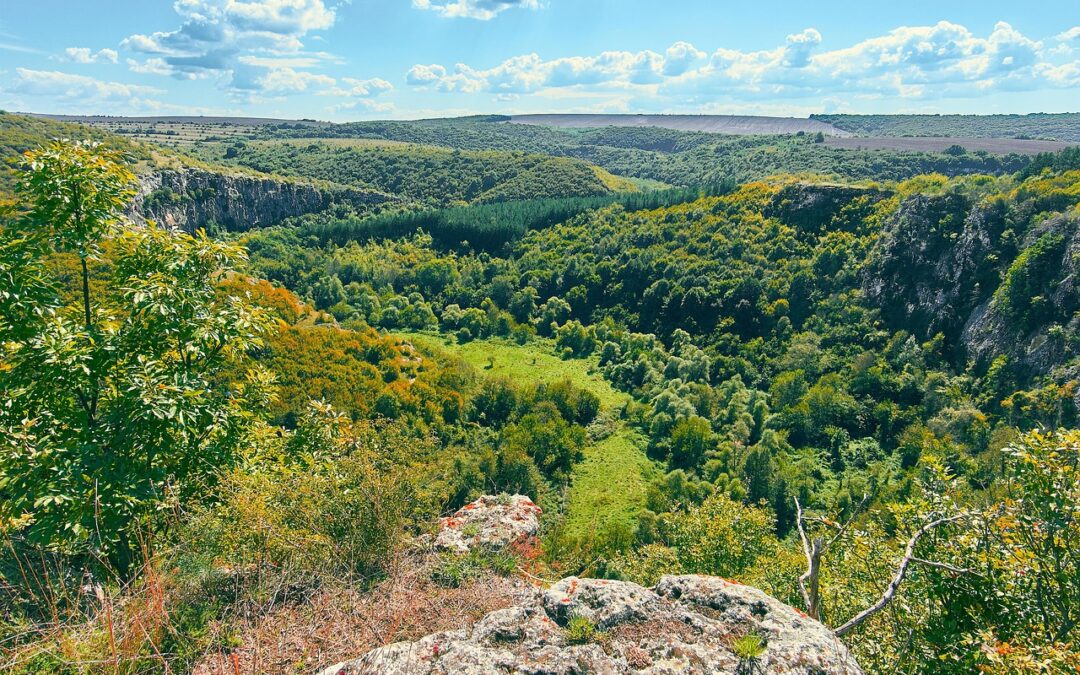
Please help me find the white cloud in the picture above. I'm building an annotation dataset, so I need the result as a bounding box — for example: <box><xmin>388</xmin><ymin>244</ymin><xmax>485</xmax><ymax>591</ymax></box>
<box><xmin>339</xmin><ymin>77</ymin><xmax>394</xmax><ymax>97</ymax></box>
<box><xmin>407</xmin><ymin>21</ymin><xmax>1079</xmax><ymax>105</ymax></box>
<box><xmin>412</xmin><ymin>0</ymin><xmax>542</xmax><ymax>21</ymax></box>
<box><xmin>121</xmin><ymin>0</ymin><xmax>341</xmax><ymax>88</ymax></box>
<box><xmin>407</xmin><ymin>63</ymin><xmax>448</xmax><ymax>85</ymax></box>
<box><xmin>6</xmin><ymin>68</ymin><xmax>163</xmax><ymax>104</ymax></box>
<box><xmin>255</xmin><ymin>66</ymin><xmax>336</xmax><ymax>94</ymax></box>
<box><xmin>63</xmin><ymin>47</ymin><xmax>119</xmax><ymax>64</ymax></box>
<box><xmin>1058</xmin><ymin>27</ymin><xmax>1080</xmax><ymax>42</ymax></box>
<box><xmin>113</xmin><ymin>0</ymin><xmax>394</xmax><ymax>108</ymax></box>
<box><xmin>663</xmin><ymin>42</ymin><xmax>707</xmax><ymax>76</ymax></box>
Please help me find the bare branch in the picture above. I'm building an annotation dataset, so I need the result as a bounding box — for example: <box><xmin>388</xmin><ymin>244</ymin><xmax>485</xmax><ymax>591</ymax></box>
<box><xmin>794</xmin><ymin>497</ymin><xmax>814</xmax><ymax>613</ymax></box>
<box><xmin>826</xmin><ymin>493</ymin><xmax>870</xmax><ymax>549</ymax></box>
<box><xmin>834</xmin><ymin>513</ymin><xmax>970</xmax><ymax>637</ymax></box>
<box><xmin>911</xmin><ymin>557</ymin><xmax>978</xmax><ymax>576</ymax></box>
<box><xmin>795</xmin><ymin>494</ymin><xmax>869</xmax><ymax>621</ymax></box>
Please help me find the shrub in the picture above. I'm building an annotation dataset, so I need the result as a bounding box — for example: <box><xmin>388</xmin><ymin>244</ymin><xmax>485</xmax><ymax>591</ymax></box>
<box><xmin>178</xmin><ymin>403</ymin><xmax>422</xmax><ymax>591</ymax></box>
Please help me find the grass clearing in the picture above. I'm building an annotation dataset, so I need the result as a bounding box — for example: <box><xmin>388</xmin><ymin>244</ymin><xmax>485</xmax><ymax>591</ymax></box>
<box><xmin>392</xmin><ymin>331</ymin><xmax>655</xmax><ymax>540</ymax></box>
<box><xmin>561</xmin><ymin>428</ymin><xmax>658</xmax><ymax>540</ymax></box>
<box><xmin>395</xmin><ymin>332</ymin><xmax>629</xmax><ymax>410</ymax></box>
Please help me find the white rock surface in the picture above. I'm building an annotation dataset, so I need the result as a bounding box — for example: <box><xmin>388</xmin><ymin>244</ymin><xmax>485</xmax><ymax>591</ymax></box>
<box><xmin>320</xmin><ymin>575</ymin><xmax>863</xmax><ymax>674</ymax></box>
<box><xmin>433</xmin><ymin>494</ymin><xmax>542</xmax><ymax>554</ymax></box>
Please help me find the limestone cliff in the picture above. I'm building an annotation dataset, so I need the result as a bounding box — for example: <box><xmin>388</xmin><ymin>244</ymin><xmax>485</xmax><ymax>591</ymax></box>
<box><xmin>862</xmin><ymin>190</ymin><xmax>1078</xmax><ymax>380</ymax></box>
<box><xmin>129</xmin><ymin>167</ymin><xmax>393</xmax><ymax>233</ymax></box>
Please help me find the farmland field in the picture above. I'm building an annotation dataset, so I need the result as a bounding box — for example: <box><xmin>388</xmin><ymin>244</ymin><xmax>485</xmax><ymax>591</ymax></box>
<box><xmin>824</xmin><ymin>135</ymin><xmax>1074</xmax><ymax>155</ymax></box>
<box><xmin>26</xmin><ymin>114</ymin><xmax>327</xmax><ymax>147</ymax></box>
<box><xmin>509</xmin><ymin>113</ymin><xmax>850</xmax><ymax>136</ymax></box>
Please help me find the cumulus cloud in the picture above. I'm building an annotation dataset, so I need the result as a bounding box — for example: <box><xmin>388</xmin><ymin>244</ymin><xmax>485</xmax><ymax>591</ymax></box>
<box><xmin>121</xmin><ymin>0</ymin><xmax>340</xmax><ymax>88</ymax></box>
<box><xmin>663</xmin><ymin>42</ymin><xmax>707</xmax><ymax>76</ymax></box>
<box><xmin>1058</xmin><ymin>27</ymin><xmax>1080</xmax><ymax>42</ymax></box>
<box><xmin>113</xmin><ymin>0</ymin><xmax>392</xmax><ymax>107</ymax></box>
<box><xmin>412</xmin><ymin>0</ymin><xmax>542</xmax><ymax>21</ymax></box>
<box><xmin>406</xmin><ymin>21</ymin><xmax>1079</xmax><ymax>104</ymax></box>
<box><xmin>339</xmin><ymin>77</ymin><xmax>394</xmax><ymax>97</ymax></box>
<box><xmin>6</xmin><ymin>68</ymin><xmax>163</xmax><ymax>104</ymax></box>
<box><xmin>407</xmin><ymin>63</ymin><xmax>448</xmax><ymax>85</ymax></box>
<box><xmin>63</xmin><ymin>47</ymin><xmax>119</xmax><ymax>64</ymax></box>
<box><xmin>782</xmin><ymin>28</ymin><xmax>821</xmax><ymax>68</ymax></box>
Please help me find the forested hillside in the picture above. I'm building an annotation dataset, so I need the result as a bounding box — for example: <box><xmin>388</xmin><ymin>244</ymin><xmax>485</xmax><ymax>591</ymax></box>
<box><xmin>190</xmin><ymin>138</ymin><xmax>638</xmax><ymax>208</ymax></box>
<box><xmin>1</xmin><ymin>125</ymin><xmax>1078</xmax><ymax>674</ymax></box>
<box><xmin>245</xmin><ymin>116</ymin><xmax>1039</xmax><ymax>186</ymax></box>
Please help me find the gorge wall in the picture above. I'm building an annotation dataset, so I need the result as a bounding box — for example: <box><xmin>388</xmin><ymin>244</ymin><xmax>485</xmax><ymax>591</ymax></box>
<box><xmin>129</xmin><ymin>167</ymin><xmax>392</xmax><ymax>233</ymax></box>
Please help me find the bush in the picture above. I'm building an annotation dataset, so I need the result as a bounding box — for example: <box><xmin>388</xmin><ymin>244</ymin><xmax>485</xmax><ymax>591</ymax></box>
<box><xmin>179</xmin><ymin>404</ymin><xmax>422</xmax><ymax>590</ymax></box>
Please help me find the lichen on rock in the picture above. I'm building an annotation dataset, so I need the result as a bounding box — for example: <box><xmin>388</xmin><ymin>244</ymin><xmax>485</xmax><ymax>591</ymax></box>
<box><xmin>434</xmin><ymin>494</ymin><xmax>542</xmax><ymax>555</ymax></box>
<box><xmin>320</xmin><ymin>575</ymin><xmax>863</xmax><ymax>674</ymax></box>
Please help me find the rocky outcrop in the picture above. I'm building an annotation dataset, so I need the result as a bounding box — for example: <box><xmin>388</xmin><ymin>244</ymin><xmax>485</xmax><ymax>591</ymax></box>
<box><xmin>129</xmin><ymin>167</ymin><xmax>392</xmax><ymax>233</ymax></box>
<box><xmin>862</xmin><ymin>192</ymin><xmax>1004</xmax><ymax>344</ymax></box>
<box><xmin>862</xmin><ymin>190</ymin><xmax>1078</xmax><ymax>377</ymax></box>
<box><xmin>961</xmin><ymin>213</ymin><xmax>1079</xmax><ymax>375</ymax></box>
<box><xmin>767</xmin><ymin>183</ymin><xmax>887</xmax><ymax>237</ymax></box>
<box><xmin>321</xmin><ymin>575</ymin><xmax>862</xmax><ymax>674</ymax></box>
<box><xmin>434</xmin><ymin>494</ymin><xmax>541</xmax><ymax>554</ymax></box>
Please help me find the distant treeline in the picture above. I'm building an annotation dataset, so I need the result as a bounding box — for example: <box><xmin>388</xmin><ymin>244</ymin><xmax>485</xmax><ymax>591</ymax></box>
<box><xmin>1019</xmin><ymin>146</ymin><xmax>1080</xmax><ymax>179</ymax></box>
<box><xmin>304</xmin><ymin>182</ymin><xmax>736</xmax><ymax>251</ymax></box>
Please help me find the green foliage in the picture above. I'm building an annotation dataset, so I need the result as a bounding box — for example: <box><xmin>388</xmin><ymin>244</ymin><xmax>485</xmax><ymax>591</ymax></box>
<box><xmin>194</xmin><ymin>139</ymin><xmax>630</xmax><ymax>208</ymax></box>
<box><xmin>182</xmin><ymin>402</ymin><xmax>423</xmax><ymax>588</ymax></box>
<box><xmin>1</xmin><ymin>142</ymin><xmax>272</xmax><ymax>568</ymax></box>
<box><xmin>732</xmin><ymin>632</ymin><xmax>767</xmax><ymax>660</ymax></box>
<box><xmin>0</xmin><ymin>113</ymin><xmax>149</xmax><ymax>195</ymax></box>
<box><xmin>430</xmin><ymin>548</ymin><xmax>518</xmax><ymax>588</ymax></box>
<box><xmin>501</xmin><ymin>403</ymin><xmax>586</xmax><ymax>484</ymax></box>
<box><xmin>301</xmin><ymin>184</ymin><xmax>735</xmax><ymax>252</ymax></box>
<box><xmin>616</xmin><ymin>494</ymin><xmax>801</xmax><ymax>601</ymax></box>
<box><xmin>992</xmin><ymin>232</ymin><xmax>1068</xmax><ymax>330</ymax></box>
<box><xmin>564</xmin><ymin>614</ymin><xmax>605</xmax><ymax>645</ymax></box>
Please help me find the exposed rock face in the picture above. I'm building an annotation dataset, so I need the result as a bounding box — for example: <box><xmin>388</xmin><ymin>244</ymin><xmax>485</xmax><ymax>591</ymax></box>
<box><xmin>434</xmin><ymin>494</ymin><xmax>541</xmax><ymax>554</ymax></box>
<box><xmin>961</xmin><ymin>213</ymin><xmax>1079</xmax><ymax>376</ymax></box>
<box><xmin>862</xmin><ymin>192</ymin><xmax>1003</xmax><ymax>344</ymax></box>
<box><xmin>321</xmin><ymin>575</ymin><xmax>862</xmax><ymax>674</ymax></box>
<box><xmin>767</xmin><ymin>183</ymin><xmax>886</xmax><ymax>237</ymax></box>
<box><xmin>863</xmin><ymin>191</ymin><xmax>1078</xmax><ymax>379</ymax></box>
<box><xmin>129</xmin><ymin>168</ymin><xmax>391</xmax><ymax>233</ymax></box>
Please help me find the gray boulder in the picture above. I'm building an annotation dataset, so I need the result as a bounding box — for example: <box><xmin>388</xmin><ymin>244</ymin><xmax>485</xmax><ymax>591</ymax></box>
<box><xmin>434</xmin><ymin>494</ymin><xmax>542</xmax><ymax>555</ymax></box>
<box><xmin>320</xmin><ymin>575</ymin><xmax>862</xmax><ymax>674</ymax></box>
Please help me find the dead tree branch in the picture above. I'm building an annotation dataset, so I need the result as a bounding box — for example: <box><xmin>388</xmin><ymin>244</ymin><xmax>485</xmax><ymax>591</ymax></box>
<box><xmin>794</xmin><ymin>494</ymin><xmax>869</xmax><ymax>621</ymax></box>
<box><xmin>834</xmin><ymin>513</ymin><xmax>970</xmax><ymax>637</ymax></box>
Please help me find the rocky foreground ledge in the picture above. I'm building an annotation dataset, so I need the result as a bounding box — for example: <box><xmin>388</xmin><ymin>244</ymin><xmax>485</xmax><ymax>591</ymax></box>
<box><xmin>320</xmin><ymin>574</ymin><xmax>862</xmax><ymax>674</ymax></box>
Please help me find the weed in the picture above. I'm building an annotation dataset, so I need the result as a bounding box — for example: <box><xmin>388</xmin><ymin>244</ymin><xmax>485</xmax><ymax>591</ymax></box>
<box><xmin>564</xmin><ymin>614</ymin><xmax>605</xmax><ymax>645</ymax></box>
<box><xmin>431</xmin><ymin>549</ymin><xmax>519</xmax><ymax>588</ymax></box>
<box><xmin>732</xmin><ymin>632</ymin><xmax>766</xmax><ymax>659</ymax></box>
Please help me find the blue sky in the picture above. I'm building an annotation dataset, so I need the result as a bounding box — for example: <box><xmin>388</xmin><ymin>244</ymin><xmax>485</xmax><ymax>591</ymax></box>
<box><xmin>1</xmin><ymin>0</ymin><xmax>1078</xmax><ymax>121</ymax></box>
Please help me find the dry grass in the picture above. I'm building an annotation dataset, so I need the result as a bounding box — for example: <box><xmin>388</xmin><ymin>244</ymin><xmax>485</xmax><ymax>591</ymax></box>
<box><xmin>190</xmin><ymin>550</ymin><xmax>533</xmax><ymax>674</ymax></box>
<box><xmin>2</xmin><ymin>543</ymin><xmax>534</xmax><ymax>675</ymax></box>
